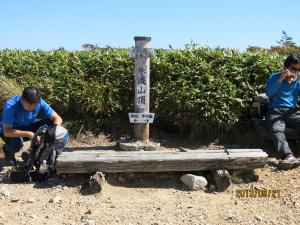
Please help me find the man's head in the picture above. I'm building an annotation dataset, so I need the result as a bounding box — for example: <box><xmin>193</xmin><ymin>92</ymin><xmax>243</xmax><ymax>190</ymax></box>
<box><xmin>21</xmin><ymin>86</ymin><xmax>41</xmax><ymax>112</ymax></box>
<box><xmin>284</xmin><ymin>54</ymin><xmax>300</xmax><ymax>75</ymax></box>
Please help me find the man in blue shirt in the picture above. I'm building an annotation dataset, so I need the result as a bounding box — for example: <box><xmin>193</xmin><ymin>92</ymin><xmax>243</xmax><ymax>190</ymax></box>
<box><xmin>0</xmin><ymin>86</ymin><xmax>67</xmax><ymax>166</ymax></box>
<box><xmin>265</xmin><ymin>54</ymin><xmax>300</xmax><ymax>169</ymax></box>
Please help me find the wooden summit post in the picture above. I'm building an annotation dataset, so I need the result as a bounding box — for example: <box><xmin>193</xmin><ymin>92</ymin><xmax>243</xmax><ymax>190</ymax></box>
<box><xmin>129</xmin><ymin>36</ymin><xmax>154</xmax><ymax>141</ymax></box>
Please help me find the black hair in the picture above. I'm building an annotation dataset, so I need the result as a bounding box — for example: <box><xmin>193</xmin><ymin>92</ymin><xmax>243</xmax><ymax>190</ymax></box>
<box><xmin>284</xmin><ymin>54</ymin><xmax>300</xmax><ymax>68</ymax></box>
<box><xmin>21</xmin><ymin>86</ymin><xmax>41</xmax><ymax>104</ymax></box>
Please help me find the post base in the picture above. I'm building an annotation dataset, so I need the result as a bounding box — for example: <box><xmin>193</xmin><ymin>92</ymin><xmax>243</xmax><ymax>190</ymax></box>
<box><xmin>119</xmin><ymin>139</ymin><xmax>160</xmax><ymax>151</ymax></box>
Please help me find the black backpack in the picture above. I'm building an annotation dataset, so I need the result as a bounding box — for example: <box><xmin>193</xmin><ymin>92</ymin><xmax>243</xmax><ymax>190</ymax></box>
<box><xmin>9</xmin><ymin>124</ymin><xmax>59</xmax><ymax>183</ymax></box>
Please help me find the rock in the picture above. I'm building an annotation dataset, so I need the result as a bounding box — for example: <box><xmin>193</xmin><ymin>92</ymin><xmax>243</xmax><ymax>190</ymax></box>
<box><xmin>119</xmin><ymin>140</ymin><xmax>160</xmax><ymax>151</ymax></box>
<box><xmin>211</xmin><ymin>169</ymin><xmax>231</xmax><ymax>192</ymax></box>
<box><xmin>119</xmin><ymin>140</ymin><xmax>144</xmax><ymax>151</ymax></box>
<box><xmin>49</xmin><ymin>196</ymin><xmax>62</xmax><ymax>204</ymax></box>
<box><xmin>81</xmin><ymin>215</ymin><xmax>95</xmax><ymax>225</ymax></box>
<box><xmin>0</xmin><ymin>187</ymin><xmax>11</xmax><ymax>197</ymax></box>
<box><xmin>105</xmin><ymin>198</ymin><xmax>112</xmax><ymax>204</ymax></box>
<box><xmin>255</xmin><ymin>215</ymin><xmax>263</xmax><ymax>221</ymax></box>
<box><xmin>231</xmin><ymin>169</ymin><xmax>258</xmax><ymax>183</ymax></box>
<box><xmin>83</xmin><ymin>172</ymin><xmax>105</xmax><ymax>194</ymax></box>
<box><xmin>10</xmin><ymin>198</ymin><xmax>20</xmax><ymax>202</ymax></box>
<box><xmin>85</xmin><ymin>209</ymin><xmax>92</xmax><ymax>215</ymax></box>
<box><xmin>27</xmin><ymin>198</ymin><xmax>36</xmax><ymax>203</ymax></box>
<box><xmin>180</xmin><ymin>174</ymin><xmax>208</xmax><ymax>191</ymax></box>
<box><xmin>144</xmin><ymin>142</ymin><xmax>161</xmax><ymax>151</ymax></box>
<box><xmin>225</xmin><ymin>212</ymin><xmax>237</xmax><ymax>221</ymax></box>
<box><xmin>82</xmin><ymin>223</ymin><xmax>93</xmax><ymax>225</ymax></box>
<box><xmin>30</xmin><ymin>214</ymin><xmax>38</xmax><ymax>219</ymax></box>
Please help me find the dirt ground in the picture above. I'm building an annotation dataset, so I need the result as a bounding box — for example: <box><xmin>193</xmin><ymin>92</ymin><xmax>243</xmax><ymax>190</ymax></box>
<box><xmin>0</xmin><ymin>132</ymin><xmax>300</xmax><ymax>225</ymax></box>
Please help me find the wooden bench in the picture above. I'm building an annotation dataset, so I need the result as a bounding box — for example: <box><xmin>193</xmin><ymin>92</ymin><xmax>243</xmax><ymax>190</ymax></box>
<box><xmin>56</xmin><ymin>148</ymin><xmax>268</xmax><ymax>174</ymax></box>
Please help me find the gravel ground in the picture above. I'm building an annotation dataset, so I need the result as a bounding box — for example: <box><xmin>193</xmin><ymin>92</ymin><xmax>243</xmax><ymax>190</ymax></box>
<box><xmin>0</xmin><ymin>133</ymin><xmax>299</xmax><ymax>225</ymax></box>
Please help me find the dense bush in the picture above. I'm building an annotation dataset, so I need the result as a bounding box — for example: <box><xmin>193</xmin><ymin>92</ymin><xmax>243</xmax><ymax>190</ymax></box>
<box><xmin>248</xmin><ymin>45</ymin><xmax>300</xmax><ymax>56</ymax></box>
<box><xmin>0</xmin><ymin>45</ymin><xmax>285</xmax><ymax>137</ymax></box>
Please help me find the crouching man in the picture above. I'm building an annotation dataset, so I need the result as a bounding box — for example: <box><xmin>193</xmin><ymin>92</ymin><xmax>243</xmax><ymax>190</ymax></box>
<box><xmin>266</xmin><ymin>54</ymin><xmax>300</xmax><ymax>169</ymax></box>
<box><xmin>0</xmin><ymin>86</ymin><xmax>69</xmax><ymax>166</ymax></box>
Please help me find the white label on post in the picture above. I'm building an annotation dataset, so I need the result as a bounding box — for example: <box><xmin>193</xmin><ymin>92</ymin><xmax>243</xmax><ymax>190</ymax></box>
<box><xmin>129</xmin><ymin>113</ymin><xmax>155</xmax><ymax>123</ymax></box>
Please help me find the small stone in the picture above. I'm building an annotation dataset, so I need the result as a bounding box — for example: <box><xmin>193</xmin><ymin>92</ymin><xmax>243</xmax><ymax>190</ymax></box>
<box><xmin>81</xmin><ymin>215</ymin><xmax>95</xmax><ymax>225</ymax></box>
<box><xmin>143</xmin><ymin>142</ymin><xmax>161</xmax><ymax>151</ymax></box>
<box><xmin>27</xmin><ymin>198</ymin><xmax>36</xmax><ymax>203</ymax></box>
<box><xmin>0</xmin><ymin>187</ymin><xmax>11</xmax><ymax>197</ymax></box>
<box><xmin>85</xmin><ymin>209</ymin><xmax>92</xmax><ymax>214</ymax></box>
<box><xmin>62</xmin><ymin>186</ymin><xmax>68</xmax><ymax>190</ymax></box>
<box><xmin>293</xmin><ymin>202</ymin><xmax>299</xmax><ymax>208</ymax></box>
<box><xmin>119</xmin><ymin>140</ymin><xmax>160</xmax><ymax>151</ymax></box>
<box><xmin>30</xmin><ymin>214</ymin><xmax>38</xmax><ymax>219</ymax></box>
<box><xmin>49</xmin><ymin>196</ymin><xmax>62</xmax><ymax>204</ymax></box>
<box><xmin>110</xmin><ymin>204</ymin><xmax>116</xmax><ymax>208</ymax></box>
<box><xmin>119</xmin><ymin>141</ymin><xmax>144</xmax><ymax>151</ymax></box>
<box><xmin>83</xmin><ymin>221</ymin><xmax>95</xmax><ymax>225</ymax></box>
<box><xmin>11</xmin><ymin>198</ymin><xmax>20</xmax><ymax>202</ymax></box>
<box><xmin>255</xmin><ymin>215</ymin><xmax>263</xmax><ymax>221</ymax></box>
<box><xmin>180</xmin><ymin>174</ymin><xmax>208</xmax><ymax>191</ymax></box>
<box><xmin>225</xmin><ymin>212</ymin><xmax>237</xmax><ymax>220</ymax></box>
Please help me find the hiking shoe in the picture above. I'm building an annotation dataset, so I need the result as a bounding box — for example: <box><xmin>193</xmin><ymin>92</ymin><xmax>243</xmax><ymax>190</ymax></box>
<box><xmin>3</xmin><ymin>150</ymin><xmax>17</xmax><ymax>166</ymax></box>
<box><xmin>278</xmin><ymin>154</ymin><xmax>300</xmax><ymax>170</ymax></box>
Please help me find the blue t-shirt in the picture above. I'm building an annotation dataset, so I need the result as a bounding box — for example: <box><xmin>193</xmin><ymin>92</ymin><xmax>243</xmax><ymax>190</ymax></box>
<box><xmin>265</xmin><ymin>72</ymin><xmax>300</xmax><ymax>109</ymax></box>
<box><xmin>0</xmin><ymin>95</ymin><xmax>55</xmax><ymax>132</ymax></box>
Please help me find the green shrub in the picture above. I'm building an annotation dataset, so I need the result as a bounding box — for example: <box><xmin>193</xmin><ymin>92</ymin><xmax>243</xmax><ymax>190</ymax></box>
<box><xmin>0</xmin><ymin>45</ymin><xmax>285</xmax><ymax>137</ymax></box>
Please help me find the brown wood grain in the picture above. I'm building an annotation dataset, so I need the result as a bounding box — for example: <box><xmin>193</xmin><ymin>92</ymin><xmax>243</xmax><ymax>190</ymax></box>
<box><xmin>56</xmin><ymin>149</ymin><xmax>268</xmax><ymax>174</ymax></box>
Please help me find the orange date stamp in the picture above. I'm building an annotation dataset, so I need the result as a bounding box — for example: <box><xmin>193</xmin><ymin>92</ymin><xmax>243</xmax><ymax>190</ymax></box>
<box><xmin>235</xmin><ymin>189</ymin><xmax>280</xmax><ymax>198</ymax></box>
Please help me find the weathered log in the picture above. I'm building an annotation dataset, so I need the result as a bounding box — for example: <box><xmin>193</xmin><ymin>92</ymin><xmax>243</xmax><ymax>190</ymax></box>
<box><xmin>56</xmin><ymin>148</ymin><xmax>268</xmax><ymax>174</ymax></box>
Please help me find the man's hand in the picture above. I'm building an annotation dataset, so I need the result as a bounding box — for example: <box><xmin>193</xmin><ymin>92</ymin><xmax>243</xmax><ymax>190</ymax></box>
<box><xmin>3</xmin><ymin>125</ymin><xmax>36</xmax><ymax>139</ymax></box>
<box><xmin>27</xmin><ymin>131</ymin><xmax>35</xmax><ymax>140</ymax></box>
<box><xmin>279</xmin><ymin>69</ymin><xmax>295</xmax><ymax>84</ymax></box>
<box><xmin>35</xmin><ymin>135</ymin><xmax>41</xmax><ymax>144</ymax></box>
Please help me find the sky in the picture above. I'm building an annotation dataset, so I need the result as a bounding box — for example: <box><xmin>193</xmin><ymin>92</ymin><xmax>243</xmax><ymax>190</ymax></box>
<box><xmin>0</xmin><ymin>0</ymin><xmax>299</xmax><ymax>50</ymax></box>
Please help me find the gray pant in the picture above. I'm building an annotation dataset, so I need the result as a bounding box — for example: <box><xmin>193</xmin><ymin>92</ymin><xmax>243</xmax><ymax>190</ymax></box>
<box><xmin>267</xmin><ymin>108</ymin><xmax>300</xmax><ymax>158</ymax></box>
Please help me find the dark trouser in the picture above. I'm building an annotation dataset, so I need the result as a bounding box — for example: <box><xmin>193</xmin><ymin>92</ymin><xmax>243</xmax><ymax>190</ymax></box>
<box><xmin>0</xmin><ymin>118</ymin><xmax>53</xmax><ymax>153</ymax></box>
<box><xmin>267</xmin><ymin>108</ymin><xmax>300</xmax><ymax>159</ymax></box>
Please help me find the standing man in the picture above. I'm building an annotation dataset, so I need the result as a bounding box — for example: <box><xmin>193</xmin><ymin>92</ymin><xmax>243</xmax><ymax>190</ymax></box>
<box><xmin>0</xmin><ymin>86</ymin><xmax>68</xmax><ymax>166</ymax></box>
<box><xmin>266</xmin><ymin>54</ymin><xmax>300</xmax><ymax>169</ymax></box>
